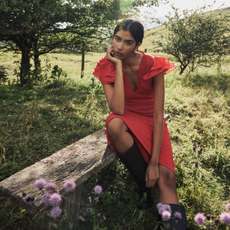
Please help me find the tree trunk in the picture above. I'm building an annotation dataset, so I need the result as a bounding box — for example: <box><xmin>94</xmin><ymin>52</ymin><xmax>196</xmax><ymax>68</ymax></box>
<box><xmin>179</xmin><ymin>64</ymin><xmax>187</xmax><ymax>75</ymax></box>
<box><xmin>34</xmin><ymin>38</ymin><xmax>41</xmax><ymax>72</ymax></box>
<box><xmin>81</xmin><ymin>41</ymin><xmax>85</xmax><ymax>78</ymax></box>
<box><xmin>20</xmin><ymin>46</ymin><xmax>31</xmax><ymax>86</ymax></box>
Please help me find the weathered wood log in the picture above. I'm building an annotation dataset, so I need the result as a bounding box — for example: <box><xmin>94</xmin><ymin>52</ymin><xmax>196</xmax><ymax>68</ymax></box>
<box><xmin>0</xmin><ymin>114</ymin><xmax>169</xmax><ymax>229</ymax></box>
<box><xmin>0</xmin><ymin>128</ymin><xmax>116</xmax><ymax>229</ymax></box>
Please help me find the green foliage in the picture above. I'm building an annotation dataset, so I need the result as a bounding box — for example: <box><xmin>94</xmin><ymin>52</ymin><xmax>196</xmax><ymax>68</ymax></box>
<box><xmin>0</xmin><ymin>51</ymin><xmax>230</xmax><ymax>229</ymax></box>
<box><xmin>79</xmin><ymin>161</ymin><xmax>159</xmax><ymax>230</ymax></box>
<box><xmin>156</xmin><ymin>6</ymin><xmax>230</xmax><ymax>74</ymax></box>
<box><xmin>0</xmin><ymin>0</ymin><xmax>121</xmax><ymax>86</ymax></box>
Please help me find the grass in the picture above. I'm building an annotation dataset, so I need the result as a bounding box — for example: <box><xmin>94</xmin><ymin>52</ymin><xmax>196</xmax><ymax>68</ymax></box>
<box><xmin>0</xmin><ymin>28</ymin><xmax>230</xmax><ymax>229</ymax></box>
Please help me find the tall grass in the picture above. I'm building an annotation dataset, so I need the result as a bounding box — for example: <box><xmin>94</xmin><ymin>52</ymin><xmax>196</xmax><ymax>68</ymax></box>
<box><xmin>0</xmin><ymin>46</ymin><xmax>230</xmax><ymax>229</ymax></box>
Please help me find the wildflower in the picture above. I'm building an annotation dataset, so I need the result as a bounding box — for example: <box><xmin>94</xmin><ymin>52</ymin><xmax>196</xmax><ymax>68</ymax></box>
<box><xmin>215</xmin><ymin>218</ymin><xmax>219</xmax><ymax>224</ymax></box>
<box><xmin>50</xmin><ymin>206</ymin><xmax>62</xmax><ymax>219</ymax></box>
<box><xmin>194</xmin><ymin>213</ymin><xmax>206</xmax><ymax>225</ymax></box>
<box><xmin>195</xmin><ymin>161</ymin><xmax>198</xmax><ymax>167</ymax></box>
<box><xmin>93</xmin><ymin>185</ymin><xmax>102</xmax><ymax>195</ymax></box>
<box><xmin>22</xmin><ymin>192</ymin><xmax>27</xmax><ymax>197</ymax></box>
<box><xmin>45</xmin><ymin>182</ymin><xmax>57</xmax><ymax>193</ymax></box>
<box><xmin>162</xmin><ymin>210</ymin><xmax>171</xmax><ymax>220</ymax></box>
<box><xmin>157</xmin><ymin>203</ymin><xmax>171</xmax><ymax>215</ymax></box>
<box><xmin>35</xmin><ymin>178</ymin><xmax>46</xmax><ymax>190</ymax></box>
<box><xmin>43</xmin><ymin>193</ymin><xmax>51</xmax><ymax>205</ymax></box>
<box><xmin>174</xmin><ymin>212</ymin><xmax>182</xmax><ymax>220</ymax></box>
<box><xmin>30</xmin><ymin>197</ymin><xmax>35</xmax><ymax>202</ymax></box>
<box><xmin>50</xmin><ymin>193</ymin><xmax>62</xmax><ymax>206</ymax></box>
<box><xmin>23</xmin><ymin>194</ymin><xmax>31</xmax><ymax>202</ymax></box>
<box><xmin>220</xmin><ymin>212</ymin><xmax>230</xmax><ymax>225</ymax></box>
<box><xmin>226</xmin><ymin>203</ymin><xmax>230</xmax><ymax>212</ymax></box>
<box><xmin>64</xmin><ymin>180</ymin><xmax>76</xmax><ymax>192</ymax></box>
<box><xmin>211</xmin><ymin>215</ymin><xmax>215</xmax><ymax>219</ymax></box>
<box><xmin>206</xmin><ymin>214</ymin><xmax>211</xmax><ymax>220</ymax></box>
<box><xmin>157</xmin><ymin>203</ymin><xmax>164</xmax><ymax>213</ymax></box>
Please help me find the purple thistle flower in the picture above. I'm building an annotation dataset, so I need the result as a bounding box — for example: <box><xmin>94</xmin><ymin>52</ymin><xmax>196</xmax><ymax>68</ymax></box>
<box><xmin>22</xmin><ymin>192</ymin><xmax>26</xmax><ymax>197</ymax></box>
<box><xmin>23</xmin><ymin>194</ymin><xmax>31</xmax><ymax>202</ymax></box>
<box><xmin>50</xmin><ymin>193</ymin><xmax>62</xmax><ymax>206</ymax></box>
<box><xmin>34</xmin><ymin>178</ymin><xmax>46</xmax><ymax>190</ymax></box>
<box><xmin>64</xmin><ymin>180</ymin><xmax>76</xmax><ymax>192</ymax></box>
<box><xmin>157</xmin><ymin>203</ymin><xmax>163</xmax><ymax>213</ymax></box>
<box><xmin>226</xmin><ymin>203</ymin><xmax>230</xmax><ymax>212</ymax></box>
<box><xmin>162</xmin><ymin>210</ymin><xmax>171</xmax><ymax>220</ymax></box>
<box><xmin>43</xmin><ymin>193</ymin><xmax>51</xmax><ymax>205</ymax></box>
<box><xmin>206</xmin><ymin>214</ymin><xmax>211</xmax><ymax>220</ymax></box>
<box><xmin>194</xmin><ymin>213</ymin><xmax>206</xmax><ymax>225</ymax></box>
<box><xmin>45</xmin><ymin>182</ymin><xmax>57</xmax><ymax>193</ymax></box>
<box><xmin>174</xmin><ymin>212</ymin><xmax>182</xmax><ymax>220</ymax></box>
<box><xmin>195</xmin><ymin>161</ymin><xmax>198</xmax><ymax>167</ymax></box>
<box><xmin>157</xmin><ymin>203</ymin><xmax>171</xmax><ymax>215</ymax></box>
<box><xmin>215</xmin><ymin>218</ymin><xmax>219</xmax><ymax>224</ymax></box>
<box><xmin>50</xmin><ymin>206</ymin><xmax>62</xmax><ymax>219</ymax></box>
<box><xmin>220</xmin><ymin>212</ymin><xmax>230</xmax><ymax>225</ymax></box>
<box><xmin>93</xmin><ymin>185</ymin><xmax>102</xmax><ymax>195</ymax></box>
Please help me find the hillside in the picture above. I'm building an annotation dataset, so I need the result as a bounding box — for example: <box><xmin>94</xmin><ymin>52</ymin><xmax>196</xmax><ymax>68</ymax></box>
<box><xmin>141</xmin><ymin>6</ymin><xmax>230</xmax><ymax>53</ymax></box>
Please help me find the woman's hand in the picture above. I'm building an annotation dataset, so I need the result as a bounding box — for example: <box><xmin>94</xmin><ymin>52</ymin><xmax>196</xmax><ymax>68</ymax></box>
<box><xmin>106</xmin><ymin>45</ymin><xmax>121</xmax><ymax>66</ymax></box>
<box><xmin>145</xmin><ymin>164</ymin><xmax>159</xmax><ymax>187</ymax></box>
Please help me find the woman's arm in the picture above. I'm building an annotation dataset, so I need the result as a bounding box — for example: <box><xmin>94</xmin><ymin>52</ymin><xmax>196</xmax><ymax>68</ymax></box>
<box><xmin>102</xmin><ymin>46</ymin><xmax>125</xmax><ymax>116</ymax></box>
<box><xmin>145</xmin><ymin>71</ymin><xmax>165</xmax><ymax>187</ymax></box>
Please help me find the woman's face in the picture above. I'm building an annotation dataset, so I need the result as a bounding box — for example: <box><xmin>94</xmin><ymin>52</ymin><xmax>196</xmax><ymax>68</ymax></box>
<box><xmin>112</xmin><ymin>30</ymin><xmax>138</xmax><ymax>60</ymax></box>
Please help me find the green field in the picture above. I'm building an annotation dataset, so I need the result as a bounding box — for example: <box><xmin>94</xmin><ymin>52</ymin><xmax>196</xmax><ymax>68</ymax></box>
<box><xmin>0</xmin><ymin>19</ymin><xmax>230</xmax><ymax>229</ymax></box>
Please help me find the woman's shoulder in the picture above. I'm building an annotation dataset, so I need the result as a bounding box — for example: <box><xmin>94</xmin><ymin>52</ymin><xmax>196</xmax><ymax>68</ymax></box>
<box><xmin>141</xmin><ymin>53</ymin><xmax>176</xmax><ymax>80</ymax></box>
<box><xmin>93</xmin><ymin>56</ymin><xmax>116</xmax><ymax>84</ymax></box>
<box><xmin>142</xmin><ymin>52</ymin><xmax>170</xmax><ymax>66</ymax></box>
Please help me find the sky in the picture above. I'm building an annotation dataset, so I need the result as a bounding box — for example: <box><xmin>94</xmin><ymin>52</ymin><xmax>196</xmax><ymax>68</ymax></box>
<box><xmin>137</xmin><ymin>0</ymin><xmax>230</xmax><ymax>29</ymax></box>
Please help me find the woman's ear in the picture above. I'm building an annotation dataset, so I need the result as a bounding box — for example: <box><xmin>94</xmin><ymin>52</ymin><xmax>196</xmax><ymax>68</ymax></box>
<box><xmin>135</xmin><ymin>42</ymin><xmax>142</xmax><ymax>51</ymax></box>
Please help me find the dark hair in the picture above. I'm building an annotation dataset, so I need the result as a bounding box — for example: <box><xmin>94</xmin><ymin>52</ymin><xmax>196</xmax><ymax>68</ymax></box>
<box><xmin>114</xmin><ymin>19</ymin><xmax>144</xmax><ymax>46</ymax></box>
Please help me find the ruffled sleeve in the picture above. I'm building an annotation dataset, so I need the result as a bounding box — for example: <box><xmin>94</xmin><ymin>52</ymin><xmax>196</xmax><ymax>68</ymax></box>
<box><xmin>142</xmin><ymin>55</ymin><xmax>177</xmax><ymax>80</ymax></box>
<box><xmin>93</xmin><ymin>56</ymin><xmax>116</xmax><ymax>84</ymax></box>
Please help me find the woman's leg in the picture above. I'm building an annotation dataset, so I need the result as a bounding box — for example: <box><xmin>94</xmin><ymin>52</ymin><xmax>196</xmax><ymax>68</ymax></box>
<box><xmin>157</xmin><ymin>164</ymin><xmax>187</xmax><ymax>230</ymax></box>
<box><xmin>157</xmin><ymin>164</ymin><xmax>178</xmax><ymax>204</ymax></box>
<box><xmin>107</xmin><ymin>118</ymin><xmax>133</xmax><ymax>154</ymax></box>
<box><xmin>108</xmin><ymin>118</ymin><xmax>153</xmax><ymax>210</ymax></box>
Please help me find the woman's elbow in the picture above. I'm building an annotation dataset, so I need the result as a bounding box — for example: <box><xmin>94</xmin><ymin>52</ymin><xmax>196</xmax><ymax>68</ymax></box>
<box><xmin>111</xmin><ymin>107</ymin><xmax>124</xmax><ymax>116</ymax></box>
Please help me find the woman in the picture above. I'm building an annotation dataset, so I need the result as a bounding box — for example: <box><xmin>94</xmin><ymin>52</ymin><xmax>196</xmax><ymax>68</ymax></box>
<box><xmin>93</xmin><ymin>19</ymin><xmax>187</xmax><ymax>229</ymax></box>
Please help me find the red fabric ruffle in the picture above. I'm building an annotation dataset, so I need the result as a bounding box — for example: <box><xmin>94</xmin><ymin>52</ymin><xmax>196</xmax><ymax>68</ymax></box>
<box><xmin>92</xmin><ymin>57</ymin><xmax>116</xmax><ymax>84</ymax></box>
<box><xmin>142</xmin><ymin>55</ymin><xmax>177</xmax><ymax>81</ymax></box>
<box><xmin>92</xmin><ymin>54</ymin><xmax>176</xmax><ymax>85</ymax></box>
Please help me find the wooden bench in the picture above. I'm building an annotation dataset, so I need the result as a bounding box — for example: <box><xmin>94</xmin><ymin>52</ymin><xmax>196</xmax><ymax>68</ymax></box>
<box><xmin>0</xmin><ymin>114</ymin><xmax>169</xmax><ymax>230</ymax></box>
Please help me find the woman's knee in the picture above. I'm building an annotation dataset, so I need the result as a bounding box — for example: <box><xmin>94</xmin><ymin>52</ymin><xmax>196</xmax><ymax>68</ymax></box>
<box><xmin>158</xmin><ymin>165</ymin><xmax>176</xmax><ymax>188</ymax></box>
<box><xmin>107</xmin><ymin>118</ymin><xmax>127</xmax><ymax>139</ymax></box>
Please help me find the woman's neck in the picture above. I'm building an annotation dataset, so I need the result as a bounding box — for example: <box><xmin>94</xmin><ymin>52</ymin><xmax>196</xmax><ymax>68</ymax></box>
<box><xmin>122</xmin><ymin>51</ymin><xmax>142</xmax><ymax>69</ymax></box>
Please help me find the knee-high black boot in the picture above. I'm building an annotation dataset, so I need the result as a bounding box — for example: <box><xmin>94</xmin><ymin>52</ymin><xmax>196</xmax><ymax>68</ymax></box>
<box><xmin>118</xmin><ymin>141</ymin><xmax>153</xmax><ymax>210</ymax></box>
<box><xmin>157</xmin><ymin>204</ymin><xmax>187</xmax><ymax>230</ymax></box>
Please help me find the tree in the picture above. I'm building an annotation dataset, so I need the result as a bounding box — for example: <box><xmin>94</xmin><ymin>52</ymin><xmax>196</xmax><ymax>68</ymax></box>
<box><xmin>0</xmin><ymin>0</ymin><xmax>120</xmax><ymax>85</ymax></box>
<box><xmin>155</xmin><ymin>6</ymin><xmax>230</xmax><ymax>74</ymax></box>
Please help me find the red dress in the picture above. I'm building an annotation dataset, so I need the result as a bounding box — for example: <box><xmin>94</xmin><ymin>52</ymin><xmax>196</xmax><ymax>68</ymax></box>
<box><xmin>93</xmin><ymin>52</ymin><xmax>176</xmax><ymax>173</ymax></box>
